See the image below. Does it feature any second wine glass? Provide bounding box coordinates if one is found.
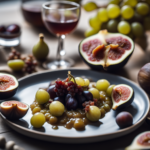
[42,1,81,69]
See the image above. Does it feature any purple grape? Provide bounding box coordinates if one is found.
[54,97,65,105]
[0,25,6,33]
[6,24,20,34]
[47,85,57,99]
[66,97,78,110]
[65,94,72,103]
[76,94,86,108]
[83,91,93,101]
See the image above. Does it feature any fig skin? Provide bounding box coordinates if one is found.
[116,111,133,128]
[138,63,150,94]
[0,101,29,120]
[0,87,18,100]
[0,73,19,100]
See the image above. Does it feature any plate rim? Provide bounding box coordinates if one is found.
[1,69,149,141]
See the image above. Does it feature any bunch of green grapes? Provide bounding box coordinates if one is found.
[84,0,150,39]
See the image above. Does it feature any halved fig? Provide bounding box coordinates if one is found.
[125,131,150,150]
[111,84,134,110]
[79,30,134,71]
[0,101,29,120]
[0,73,19,100]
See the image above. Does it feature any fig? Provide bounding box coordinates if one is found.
[32,33,49,60]
[79,30,134,71]
[0,101,29,120]
[125,131,150,150]
[116,111,133,128]
[0,73,19,99]
[138,63,150,94]
[111,84,134,110]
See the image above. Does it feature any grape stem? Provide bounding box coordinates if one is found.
[68,71,76,84]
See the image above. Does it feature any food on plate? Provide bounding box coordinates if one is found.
[111,84,134,110]
[125,131,150,150]
[32,34,49,60]
[0,73,19,99]
[79,30,134,71]
[0,101,29,120]
[138,63,150,94]
[30,112,46,128]
[30,71,134,130]
[7,59,25,71]
[116,111,133,128]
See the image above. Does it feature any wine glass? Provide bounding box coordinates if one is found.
[42,1,81,69]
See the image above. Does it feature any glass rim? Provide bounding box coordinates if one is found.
[42,1,80,11]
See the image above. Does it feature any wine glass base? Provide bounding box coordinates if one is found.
[43,58,74,69]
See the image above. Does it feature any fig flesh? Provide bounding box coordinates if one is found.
[111,84,134,110]
[0,73,19,100]
[0,101,29,120]
[125,131,150,150]
[79,30,134,71]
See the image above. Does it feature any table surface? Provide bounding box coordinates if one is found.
[0,1,150,150]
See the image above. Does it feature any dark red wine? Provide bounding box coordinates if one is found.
[21,1,45,26]
[44,14,79,35]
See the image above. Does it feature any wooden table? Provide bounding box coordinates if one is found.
[0,1,150,150]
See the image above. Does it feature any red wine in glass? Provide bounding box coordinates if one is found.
[44,14,79,35]
[21,1,45,26]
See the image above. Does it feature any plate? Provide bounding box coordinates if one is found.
[0,69,149,143]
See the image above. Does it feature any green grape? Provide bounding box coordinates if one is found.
[30,112,46,128]
[75,77,85,86]
[136,2,149,16]
[96,79,110,91]
[86,106,101,121]
[89,16,101,30]
[89,88,100,99]
[109,0,120,5]
[117,21,131,35]
[122,0,137,7]
[106,85,116,97]
[83,2,98,12]
[36,89,50,104]
[107,4,120,19]
[7,59,24,71]
[84,28,99,37]
[49,101,65,117]
[121,5,134,20]
[144,17,150,30]
[107,19,118,32]
[97,8,109,22]
[84,78,90,87]
[131,22,144,37]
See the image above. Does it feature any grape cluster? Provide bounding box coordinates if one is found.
[84,0,150,39]
[54,80,68,97]
[23,55,38,73]
[67,81,83,96]
[8,48,21,60]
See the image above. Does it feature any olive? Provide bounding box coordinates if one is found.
[116,111,133,128]
[0,25,6,33]
[76,94,86,108]
[74,118,85,130]
[6,24,20,34]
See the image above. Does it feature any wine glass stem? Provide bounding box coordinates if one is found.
[57,35,66,62]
